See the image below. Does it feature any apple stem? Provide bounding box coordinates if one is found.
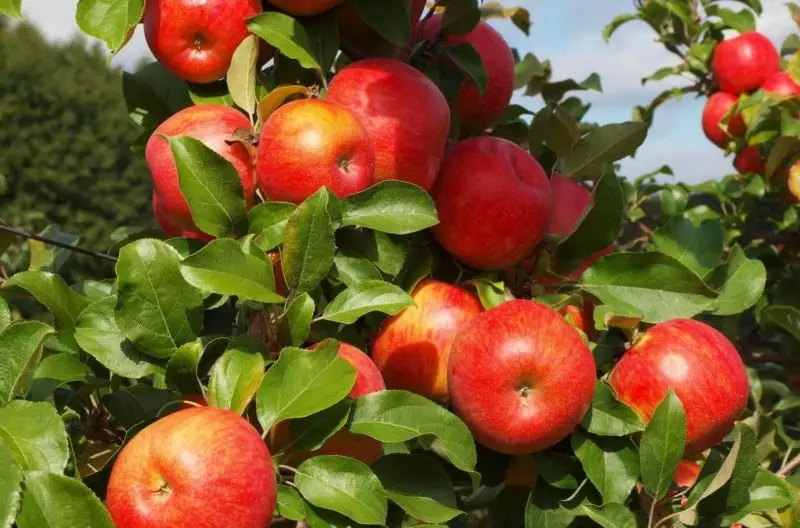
[0,222,118,263]
[777,452,800,477]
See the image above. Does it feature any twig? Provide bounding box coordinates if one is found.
[777,452,800,477]
[0,223,117,263]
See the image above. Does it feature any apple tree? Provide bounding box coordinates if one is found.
[0,0,798,527]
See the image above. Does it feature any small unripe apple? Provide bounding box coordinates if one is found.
[702,92,746,148]
[256,99,375,203]
[371,279,483,402]
[712,31,780,95]
[733,146,765,175]
[267,0,344,16]
[609,319,749,454]
[107,407,276,528]
[432,137,552,270]
[448,299,597,454]
[788,161,800,203]
[761,71,800,98]
[144,0,265,84]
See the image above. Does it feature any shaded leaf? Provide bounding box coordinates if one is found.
[640,390,687,501]
[354,0,410,46]
[247,12,322,73]
[29,353,92,402]
[248,201,297,250]
[444,42,488,96]
[572,429,639,505]
[559,122,647,180]
[581,382,645,437]
[652,217,724,277]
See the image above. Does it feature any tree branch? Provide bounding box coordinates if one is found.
[777,452,800,477]
[0,223,117,263]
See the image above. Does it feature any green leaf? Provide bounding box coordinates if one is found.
[525,482,578,528]
[697,423,758,517]
[165,339,208,395]
[373,454,462,523]
[581,382,645,437]
[716,7,756,32]
[247,12,322,73]
[102,385,177,430]
[652,217,724,277]
[28,226,82,274]
[277,484,305,521]
[289,401,351,451]
[304,9,339,74]
[29,353,92,402]
[115,239,204,359]
[75,297,164,379]
[16,471,114,528]
[180,239,283,303]
[441,0,481,36]
[559,122,648,180]
[336,229,408,278]
[227,35,259,114]
[256,341,356,430]
[0,322,55,405]
[639,390,687,501]
[341,181,438,235]
[580,503,638,528]
[709,245,767,316]
[0,401,68,473]
[444,42,488,96]
[295,455,387,525]
[353,0,410,46]
[280,293,315,347]
[248,202,296,250]
[0,0,22,19]
[468,277,506,310]
[350,390,477,474]
[0,443,22,528]
[208,336,266,415]
[75,0,144,55]
[532,451,583,490]
[164,135,248,238]
[321,281,414,324]
[528,103,580,158]
[122,61,191,132]
[0,298,10,333]
[333,254,383,287]
[282,189,337,294]
[761,305,800,343]
[579,252,716,323]
[722,468,792,524]
[572,429,639,505]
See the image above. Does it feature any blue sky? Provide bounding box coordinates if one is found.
[20,0,797,183]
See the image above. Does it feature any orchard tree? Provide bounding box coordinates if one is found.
[0,0,798,527]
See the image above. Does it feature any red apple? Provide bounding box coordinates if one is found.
[339,0,426,55]
[146,104,257,231]
[266,0,344,16]
[448,299,597,454]
[702,92,746,148]
[561,303,595,339]
[432,137,552,270]
[152,193,214,243]
[733,145,765,175]
[545,173,592,238]
[674,459,702,489]
[608,319,749,454]
[371,279,483,402]
[106,407,276,528]
[144,0,264,84]
[325,58,450,191]
[256,99,375,203]
[712,31,780,95]
[761,71,800,98]
[419,17,515,132]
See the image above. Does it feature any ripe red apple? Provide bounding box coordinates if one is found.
[761,71,800,98]
[419,17,515,132]
[712,31,780,95]
[106,407,276,528]
[608,319,749,454]
[325,58,450,191]
[371,279,483,402]
[448,299,597,454]
[144,0,264,84]
[266,0,344,16]
[146,104,257,231]
[545,173,592,238]
[674,459,702,489]
[432,137,552,270]
[702,92,746,148]
[733,145,765,175]
[256,99,375,203]
[152,193,214,243]
[339,0,426,55]
[561,303,595,339]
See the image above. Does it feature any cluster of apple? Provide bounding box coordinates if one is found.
[701,30,800,198]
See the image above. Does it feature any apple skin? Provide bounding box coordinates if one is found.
[733,146,765,175]
[761,71,800,97]
[432,137,552,271]
[788,161,800,203]
[419,17,515,132]
[702,92,746,148]
[266,0,344,16]
[339,0,426,55]
[146,104,257,231]
[256,99,375,203]
[144,0,264,84]
[561,303,595,339]
[448,299,597,455]
[712,31,780,95]
[371,279,483,402]
[545,173,592,238]
[106,407,276,528]
[674,459,701,489]
[325,58,451,191]
[152,193,214,243]
[608,319,749,455]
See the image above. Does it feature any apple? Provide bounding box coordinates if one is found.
[339,0,426,55]
[419,17,515,132]
[608,318,749,454]
[146,104,257,231]
[674,459,702,489]
[448,299,597,454]
[761,71,800,98]
[266,0,344,16]
[371,279,483,402]
[788,161,800,203]
[256,99,375,203]
[545,173,592,238]
[106,407,276,528]
[733,146,765,175]
[152,193,214,243]
[144,0,265,84]
[432,137,552,270]
[702,92,746,148]
[325,58,450,191]
[562,303,595,339]
[712,31,780,95]
[504,455,538,488]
